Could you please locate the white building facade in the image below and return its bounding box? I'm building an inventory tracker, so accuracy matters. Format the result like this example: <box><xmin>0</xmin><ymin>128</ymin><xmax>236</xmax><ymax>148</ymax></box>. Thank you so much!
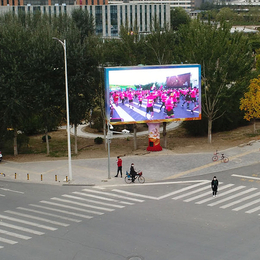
<box><xmin>0</xmin><ymin>4</ymin><xmax>170</xmax><ymax>37</ymax></box>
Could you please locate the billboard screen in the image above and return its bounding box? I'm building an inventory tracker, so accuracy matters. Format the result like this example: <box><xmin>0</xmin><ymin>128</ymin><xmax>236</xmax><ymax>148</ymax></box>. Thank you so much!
<box><xmin>105</xmin><ymin>64</ymin><xmax>201</xmax><ymax>125</ymax></box>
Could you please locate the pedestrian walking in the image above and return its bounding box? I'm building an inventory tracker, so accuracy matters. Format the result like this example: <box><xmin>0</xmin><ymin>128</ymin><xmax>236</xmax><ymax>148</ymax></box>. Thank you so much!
<box><xmin>115</xmin><ymin>156</ymin><xmax>123</xmax><ymax>177</ymax></box>
<box><xmin>211</xmin><ymin>176</ymin><xmax>218</xmax><ymax>197</ymax></box>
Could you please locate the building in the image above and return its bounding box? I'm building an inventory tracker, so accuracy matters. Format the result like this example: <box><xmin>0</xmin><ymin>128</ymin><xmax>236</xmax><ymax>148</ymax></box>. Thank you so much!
<box><xmin>110</xmin><ymin>0</ymin><xmax>193</xmax><ymax>11</ymax></box>
<box><xmin>0</xmin><ymin>3</ymin><xmax>170</xmax><ymax>37</ymax></box>
<box><xmin>0</xmin><ymin>1</ymin><xmax>107</xmax><ymax>6</ymax></box>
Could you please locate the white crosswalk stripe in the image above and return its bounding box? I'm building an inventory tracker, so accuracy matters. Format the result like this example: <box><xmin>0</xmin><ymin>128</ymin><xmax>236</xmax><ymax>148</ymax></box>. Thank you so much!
<box><xmin>220</xmin><ymin>192</ymin><xmax>260</xmax><ymax>209</ymax></box>
<box><xmin>82</xmin><ymin>188</ymin><xmax>145</xmax><ymax>202</ymax></box>
<box><xmin>40</xmin><ymin>200</ymin><xmax>104</xmax><ymax>215</ymax></box>
<box><xmin>184</xmin><ymin>184</ymin><xmax>234</xmax><ymax>202</ymax></box>
<box><xmin>0</xmin><ymin>236</ymin><xmax>17</xmax><ymax>245</ymax></box>
<box><xmin>5</xmin><ymin>211</ymin><xmax>69</xmax><ymax>227</ymax></box>
<box><xmin>17</xmin><ymin>207</ymin><xmax>82</xmax><ymax>223</ymax></box>
<box><xmin>0</xmin><ymin>229</ymin><xmax>31</xmax><ymax>240</ymax></box>
<box><xmin>30</xmin><ymin>204</ymin><xmax>93</xmax><ymax>219</ymax></box>
<box><xmin>208</xmin><ymin>188</ymin><xmax>257</xmax><ymax>207</ymax></box>
<box><xmin>159</xmin><ymin>181</ymin><xmax>210</xmax><ymax>200</ymax></box>
<box><xmin>196</xmin><ymin>186</ymin><xmax>246</xmax><ymax>205</ymax></box>
<box><xmin>169</xmin><ymin>181</ymin><xmax>260</xmax><ymax>216</ymax></box>
<box><xmin>0</xmin><ymin>222</ymin><xmax>44</xmax><ymax>235</ymax></box>
<box><xmin>0</xmin><ymin>214</ymin><xmax>57</xmax><ymax>231</ymax></box>
<box><xmin>72</xmin><ymin>191</ymin><xmax>134</xmax><ymax>205</ymax></box>
<box><xmin>0</xmin><ymin>187</ymin><xmax>141</xmax><ymax>251</ymax></box>
<box><xmin>50</xmin><ymin>197</ymin><xmax>115</xmax><ymax>212</ymax></box>
<box><xmin>62</xmin><ymin>194</ymin><xmax>125</xmax><ymax>208</ymax></box>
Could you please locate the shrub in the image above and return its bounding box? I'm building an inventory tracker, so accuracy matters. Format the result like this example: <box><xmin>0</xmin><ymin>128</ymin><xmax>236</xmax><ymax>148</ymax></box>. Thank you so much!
<box><xmin>42</xmin><ymin>135</ymin><xmax>51</xmax><ymax>143</ymax></box>
<box><xmin>94</xmin><ymin>137</ymin><xmax>103</xmax><ymax>144</ymax></box>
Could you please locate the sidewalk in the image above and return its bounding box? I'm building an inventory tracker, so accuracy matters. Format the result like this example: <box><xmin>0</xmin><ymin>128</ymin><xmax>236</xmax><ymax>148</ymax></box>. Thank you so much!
<box><xmin>1</xmin><ymin>138</ymin><xmax>260</xmax><ymax>187</ymax></box>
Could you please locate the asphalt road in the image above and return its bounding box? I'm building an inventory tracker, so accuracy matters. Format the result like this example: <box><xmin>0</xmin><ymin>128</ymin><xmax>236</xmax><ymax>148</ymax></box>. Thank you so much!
<box><xmin>1</xmin><ymin>162</ymin><xmax>260</xmax><ymax>259</ymax></box>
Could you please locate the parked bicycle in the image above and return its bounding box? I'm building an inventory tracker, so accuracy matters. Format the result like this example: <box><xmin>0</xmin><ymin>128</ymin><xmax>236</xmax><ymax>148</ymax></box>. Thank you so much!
<box><xmin>212</xmin><ymin>150</ymin><xmax>229</xmax><ymax>163</ymax></box>
<box><xmin>125</xmin><ymin>170</ymin><xmax>145</xmax><ymax>184</ymax></box>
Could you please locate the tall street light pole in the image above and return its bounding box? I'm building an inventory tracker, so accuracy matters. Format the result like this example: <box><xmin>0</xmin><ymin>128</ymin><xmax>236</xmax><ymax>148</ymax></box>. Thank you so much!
<box><xmin>52</xmin><ymin>37</ymin><xmax>72</xmax><ymax>181</ymax></box>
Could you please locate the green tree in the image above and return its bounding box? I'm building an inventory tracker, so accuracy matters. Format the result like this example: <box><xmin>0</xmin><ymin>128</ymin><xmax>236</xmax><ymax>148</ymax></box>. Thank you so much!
<box><xmin>71</xmin><ymin>9</ymin><xmax>95</xmax><ymax>43</ymax></box>
<box><xmin>177</xmin><ymin>20</ymin><xmax>254</xmax><ymax>143</ymax></box>
<box><xmin>170</xmin><ymin>7</ymin><xmax>191</xmax><ymax>31</ymax></box>
<box><xmin>216</xmin><ymin>8</ymin><xmax>237</xmax><ymax>24</ymax></box>
<box><xmin>144</xmin><ymin>22</ymin><xmax>176</xmax><ymax>65</ymax></box>
<box><xmin>0</xmin><ymin>15</ymin><xmax>33</xmax><ymax>155</ymax></box>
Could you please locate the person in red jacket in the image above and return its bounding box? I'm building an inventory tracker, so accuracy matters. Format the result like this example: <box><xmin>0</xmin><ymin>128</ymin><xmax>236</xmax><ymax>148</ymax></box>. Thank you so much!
<box><xmin>115</xmin><ymin>156</ymin><xmax>123</xmax><ymax>177</ymax></box>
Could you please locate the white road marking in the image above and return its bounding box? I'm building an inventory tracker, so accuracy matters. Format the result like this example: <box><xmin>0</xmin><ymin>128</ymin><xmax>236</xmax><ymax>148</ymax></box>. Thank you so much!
<box><xmin>30</xmin><ymin>204</ymin><xmax>92</xmax><ymax>219</ymax></box>
<box><xmin>72</xmin><ymin>192</ymin><xmax>134</xmax><ymax>205</ymax></box>
<box><xmin>208</xmin><ymin>188</ymin><xmax>257</xmax><ymax>207</ymax></box>
<box><xmin>232</xmin><ymin>174</ymin><xmax>260</xmax><ymax>180</ymax></box>
<box><xmin>220</xmin><ymin>192</ymin><xmax>260</xmax><ymax>209</ymax></box>
<box><xmin>0</xmin><ymin>188</ymin><xmax>24</xmax><ymax>194</ymax></box>
<box><xmin>196</xmin><ymin>186</ymin><xmax>244</xmax><ymax>204</ymax></box>
<box><xmin>5</xmin><ymin>210</ymin><xmax>69</xmax><ymax>227</ymax></box>
<box><xmin>82</xmin><ymin>188</ymin><xmax>144</xmax><ymax>202</ymax></box>
<box><xmin>245</xmin><ymin>206</ymin><xmax>260</xmax><ymax>214</ymax></box>
<box><xmin>0</xmin><ymin>222</ymin><xmax>44</xmax><ymax>235</ymax></box>
<box><xmin>40</xmin><ymin>201</ymin><xmax>103</xmax><ymax>215</ymax></box>
<box><xmin>184</xmin><ymin>184</ymin><xmax>234</xmax><ymax>202</ymax></box>
<box><xmin>0</xmin><ymin>194</ymin><xmax>5</xmax><ymax>197</ymax></box>
<box><xmin>158</xmin><ymin>181</ymin><xmax>210</xmax><ymax>200</ymax></box>
<box><xmin>17</xmin><ymin>207</ymin><xmax>82</xmax><ymax>223</ymax></box>
<box><xmin>172</xmin><ymin>185</ymin><xmax>210</xmax><ymax>200</ymax></box>
<box><xmin>112</xmin><ymin>189</ymin><xmax>157</xmax><ymax>200</ymax></box>
<box><xmin>51</xmin><ymin>197</ymin><xmax>114</xmax><ymax>212</ymax></box>
<box><xmin>62</xmin><ymin>194</ymin><xmax>125</xmax><ymax>208</ymax></box>
<box><xmin>0</xmin><ymin>237</ymin><xmax>17</xmax><ymax>245</ymax></box>
<box><xmin>232</xmin><ymin>198</ymin><xmax>260</xmax><ymax>211</ymax></box>
<box><xmin>0</xmin><ymin>229</ymin><xmax>31</xmax><ymax>240</ymax></box>
<box><xmin>0</xmin><ymin>214</ymin><xmax>57</xmax><ymax>231</ymax></box>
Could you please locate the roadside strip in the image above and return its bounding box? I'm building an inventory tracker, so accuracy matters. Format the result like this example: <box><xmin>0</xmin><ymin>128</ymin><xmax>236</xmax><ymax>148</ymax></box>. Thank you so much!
<box><xmin>164</xmin><ymin>148</ymin><xmax>260</xmax><ymax>180</ymax></box>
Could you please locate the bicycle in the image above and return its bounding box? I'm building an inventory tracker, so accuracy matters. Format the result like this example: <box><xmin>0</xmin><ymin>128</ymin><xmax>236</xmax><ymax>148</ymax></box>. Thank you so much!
<box><xmin>125</xmin><ymin>170</ymin><xmax>145</xmax><ymax>184</ymax></box>
<box><xmin>212</xmin><ymin>150</ymin><xmax>229</xmax><ymax>163</ymax></box>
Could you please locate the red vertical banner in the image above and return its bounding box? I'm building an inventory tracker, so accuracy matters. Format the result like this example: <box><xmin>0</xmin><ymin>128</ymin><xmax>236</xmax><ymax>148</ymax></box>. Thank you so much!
<box><xmin>147</xmin><ymin>123</ymin><xmax>162</xmax><ymax>151</ymax></box>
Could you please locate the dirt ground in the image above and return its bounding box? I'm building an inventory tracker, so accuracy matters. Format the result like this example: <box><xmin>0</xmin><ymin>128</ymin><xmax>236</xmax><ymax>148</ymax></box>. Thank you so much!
<box><xmin>4</xmin><ymin>121</ymin><xmax>260</xmax><ymax>163</ymax></box>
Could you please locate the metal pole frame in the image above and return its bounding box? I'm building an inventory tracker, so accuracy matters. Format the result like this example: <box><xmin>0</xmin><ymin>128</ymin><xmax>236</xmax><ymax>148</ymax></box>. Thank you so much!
<box><xmin>53</xmin><ymin>37</ymin><xmax>73</xmax><ymax>181</ymax></box>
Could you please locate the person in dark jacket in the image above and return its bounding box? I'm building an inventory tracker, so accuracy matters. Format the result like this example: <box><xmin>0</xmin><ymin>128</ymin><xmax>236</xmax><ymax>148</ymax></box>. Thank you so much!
<box><xmin>211</xmin><ymin>176</ymin><xmax>219</xmax><ymax>197</ymax></box>
<box><xmin>130</xmin><ymin>163</ymin><xmax>137</xmax><ymax>183</ymax></box>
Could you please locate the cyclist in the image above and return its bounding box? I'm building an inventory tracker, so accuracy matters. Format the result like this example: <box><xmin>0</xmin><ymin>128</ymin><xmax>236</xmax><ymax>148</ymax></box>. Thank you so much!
<box><xmin>130</xmin><ymin>163</ymin><xmax>137</xmax><ymax>183</ymax></box>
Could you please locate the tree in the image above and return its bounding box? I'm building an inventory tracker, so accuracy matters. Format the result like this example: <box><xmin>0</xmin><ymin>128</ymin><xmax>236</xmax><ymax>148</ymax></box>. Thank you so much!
<box><xmin>240</xmin><ymin>76</ymin><xmax>260</xmax><ymax>133</ymax></box>
<box><xmin>71</xmin><ymin>9</ymin><xmax>95</xmax><ymax>43</ymax></box>
<box><xmin>144</xmin><ymin>22</ymin><xmax>176</xmax><ymax>65</ymax></box>
<box><xmin>0</xmin><ymin>15</ymin><xmax>33</xmax><ymax>155</ymax></box>
<box><xmin>170</xmin><ymin>7</ymin><xmax>191</xmax><ymax>31</ymax></box>
<box><xmin>177</xmin><ymin>20</ymin><xmax>254</xmax><ymax>143</ymax></box>
<box><xmin>215</xmin><ymin>8</ymin><xmax>237</xmax><ymax>23</ymax></box>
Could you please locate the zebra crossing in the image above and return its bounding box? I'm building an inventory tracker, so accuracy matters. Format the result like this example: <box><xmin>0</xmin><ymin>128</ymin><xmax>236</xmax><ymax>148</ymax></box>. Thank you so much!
<box><xmin>0</xmin><ymin>187</ymin><xmax>144</xmax><ymax>250</ymax></box>
<box><xmin>170</xmin><ymin>181</ymin><xmax>260</xmax><ymax>215</ymax></box>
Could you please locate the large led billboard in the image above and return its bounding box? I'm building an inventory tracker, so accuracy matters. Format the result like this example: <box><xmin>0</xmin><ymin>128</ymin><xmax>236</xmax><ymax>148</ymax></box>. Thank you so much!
<box><xmin>105</xmin><ymin>64</ymin><xmax>201</xmax><ymax>125</ymax></box>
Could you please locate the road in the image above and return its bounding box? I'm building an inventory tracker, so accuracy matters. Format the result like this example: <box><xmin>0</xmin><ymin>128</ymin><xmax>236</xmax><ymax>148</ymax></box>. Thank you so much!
<box><xmin>1</xmin><ymin>162</ymin><xmax>260</xmax><ymax>259</ymax></box>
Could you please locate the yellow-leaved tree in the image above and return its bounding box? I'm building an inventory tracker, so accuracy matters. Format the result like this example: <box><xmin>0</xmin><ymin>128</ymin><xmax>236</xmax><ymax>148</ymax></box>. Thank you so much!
<box><xmin>240</xmin><ymin>76</ymin><xmax>260</xmax><ymax>133</ymax></box>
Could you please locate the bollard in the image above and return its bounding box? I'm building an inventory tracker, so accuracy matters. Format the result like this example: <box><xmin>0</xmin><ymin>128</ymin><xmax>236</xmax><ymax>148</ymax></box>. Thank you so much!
<box><xmin>41</xmin><ymin>174</ymin><xmax>43</xmax><ymax>181</ymax></box>
<box><xmin>55</xmin><ymin>175</ymin><xmax>57</xmax><ymax>182</ymax></box>
<box><xmin>27</xmin><ymin>173</ymin><xmax>29</xmax><ymax>180</ymax></box>
<box><xmin>66</xmin><ymin>176</ymin><xmax>68</xmax><ymax>182</ymax></box>
<box><xmin>15</xmin><ymin>173</ymin><xmax>17</xmax><ymax>179</ymax></box>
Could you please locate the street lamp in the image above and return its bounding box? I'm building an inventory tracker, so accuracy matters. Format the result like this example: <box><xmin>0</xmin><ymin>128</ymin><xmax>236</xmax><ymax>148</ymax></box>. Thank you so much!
<box><xmin>52</xmin><ymin>37</ymin><xmax>72</xmax><ymax>182</ymax></box>
<box><xmin>106</xmin><ymin>123</ymin><xmax>130</xmax><ymax>179</ymax></box>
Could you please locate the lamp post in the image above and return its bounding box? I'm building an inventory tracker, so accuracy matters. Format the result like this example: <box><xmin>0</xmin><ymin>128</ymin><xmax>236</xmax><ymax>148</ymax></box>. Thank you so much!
<box><xmin>52</xmin><ymin>37</ymin><xmax>72</xmax><ymax>181</ymax></box>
